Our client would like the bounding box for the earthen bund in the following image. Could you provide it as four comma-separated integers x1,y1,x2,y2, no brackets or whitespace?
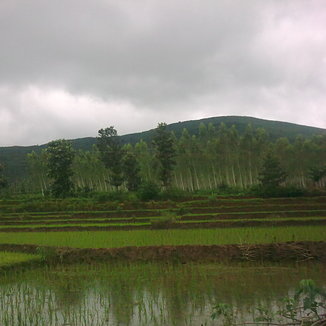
0,241,325,265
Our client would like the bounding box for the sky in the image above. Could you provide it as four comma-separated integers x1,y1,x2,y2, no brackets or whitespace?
0,0,325,146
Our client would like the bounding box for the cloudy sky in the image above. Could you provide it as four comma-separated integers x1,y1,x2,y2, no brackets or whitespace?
0,0,325,146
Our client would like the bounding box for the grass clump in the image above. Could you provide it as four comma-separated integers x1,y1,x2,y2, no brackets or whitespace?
0,251,41,267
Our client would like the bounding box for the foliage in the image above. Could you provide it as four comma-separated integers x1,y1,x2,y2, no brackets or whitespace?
150,213,178,229
211,279,326,326
97,126,125,190
211,303,234,325
45,139,75,198
308,165,326,184
250,184,305,198
152,123,177,188
137,181,160,201
258,152,287,188
122,152,141,191
0,163,8,193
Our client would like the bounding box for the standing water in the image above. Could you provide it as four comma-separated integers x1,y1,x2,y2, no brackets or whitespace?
0,262,325,326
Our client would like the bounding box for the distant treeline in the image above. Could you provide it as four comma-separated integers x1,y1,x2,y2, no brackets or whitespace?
19,122,326,194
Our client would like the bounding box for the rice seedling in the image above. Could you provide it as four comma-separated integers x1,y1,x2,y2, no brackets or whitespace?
0,261,324,326
0,225,324,248
0,251,41,267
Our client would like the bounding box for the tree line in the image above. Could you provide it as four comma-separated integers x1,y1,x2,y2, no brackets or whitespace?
1,122,325,197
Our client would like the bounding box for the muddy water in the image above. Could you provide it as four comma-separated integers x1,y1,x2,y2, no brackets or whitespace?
0,262,325,326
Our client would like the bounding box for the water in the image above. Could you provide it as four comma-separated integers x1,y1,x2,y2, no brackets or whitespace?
0,262,325,326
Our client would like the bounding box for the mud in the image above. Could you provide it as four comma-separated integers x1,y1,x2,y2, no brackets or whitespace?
188,205,326,214
0,241,325,264
0,218,325,232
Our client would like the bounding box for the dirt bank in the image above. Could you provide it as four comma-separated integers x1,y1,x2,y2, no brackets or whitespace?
0,241,325,264
0,218,325,232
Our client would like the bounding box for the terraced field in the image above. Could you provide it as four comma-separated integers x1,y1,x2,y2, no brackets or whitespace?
0,196,325,232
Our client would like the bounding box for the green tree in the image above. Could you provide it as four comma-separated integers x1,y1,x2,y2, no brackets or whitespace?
45,139,75,197
97,126,124,190
308,165,326,187
122,148,141,191
258,152,287,188
152,123,176,188
0,163,8,192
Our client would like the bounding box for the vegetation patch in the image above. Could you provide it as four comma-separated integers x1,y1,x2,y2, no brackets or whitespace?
0,226,325,248
0,251,41,268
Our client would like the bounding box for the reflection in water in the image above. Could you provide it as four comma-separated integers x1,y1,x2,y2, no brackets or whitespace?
0,262,325,326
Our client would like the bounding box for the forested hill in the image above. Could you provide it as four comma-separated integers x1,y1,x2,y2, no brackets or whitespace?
1,116,325,182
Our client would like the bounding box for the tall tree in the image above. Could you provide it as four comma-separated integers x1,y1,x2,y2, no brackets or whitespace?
122,148,141,191
97,126,124,190
258,152,287,189
45,139,75,197
152,123,176,188
0,163,8,193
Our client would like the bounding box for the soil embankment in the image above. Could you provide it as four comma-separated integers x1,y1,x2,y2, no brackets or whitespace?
0,241,325,264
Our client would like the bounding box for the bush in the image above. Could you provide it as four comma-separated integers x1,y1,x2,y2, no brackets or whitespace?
159,188,188,201
249,185,305,198
93,191,131,202
137,182,160,201
150,213,178,229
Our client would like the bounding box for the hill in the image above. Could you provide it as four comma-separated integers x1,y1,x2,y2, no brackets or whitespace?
1,116,325,183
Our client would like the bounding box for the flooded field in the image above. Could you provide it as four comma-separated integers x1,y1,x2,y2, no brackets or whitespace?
0,262,325,326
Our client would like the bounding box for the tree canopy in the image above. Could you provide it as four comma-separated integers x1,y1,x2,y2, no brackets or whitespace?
45,139,75,197
152,123,177,188
97,126,125,190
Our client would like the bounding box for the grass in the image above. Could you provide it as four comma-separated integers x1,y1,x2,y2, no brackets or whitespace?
0,225,325,248
0,216,324,230
0,251,41,267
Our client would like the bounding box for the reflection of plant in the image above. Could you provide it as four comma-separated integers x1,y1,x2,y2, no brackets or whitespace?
211,279,326,326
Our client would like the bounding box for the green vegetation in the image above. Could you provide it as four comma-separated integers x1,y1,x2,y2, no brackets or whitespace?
97,126,125,190
152,122,177,188
0,251,40,267
0,226,324,248
1,116,325,193
45,139,75,197
0,163,7,193
211,279,326,326
0,261,324,326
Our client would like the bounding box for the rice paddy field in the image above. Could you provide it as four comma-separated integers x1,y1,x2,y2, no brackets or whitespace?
0,195,325,247
0,195,325,325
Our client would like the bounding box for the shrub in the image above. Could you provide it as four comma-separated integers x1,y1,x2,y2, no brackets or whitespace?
250,185,305,198
150,213,178,229
137,182,160,201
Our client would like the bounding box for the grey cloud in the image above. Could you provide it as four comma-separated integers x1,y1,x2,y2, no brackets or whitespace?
0,0,325,145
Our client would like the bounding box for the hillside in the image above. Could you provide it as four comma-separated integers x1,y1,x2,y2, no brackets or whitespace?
1,116,325,183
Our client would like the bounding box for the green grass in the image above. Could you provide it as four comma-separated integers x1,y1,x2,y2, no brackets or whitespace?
0,251,41,267
0,216,324,230
0,222,151,229
0,226,325,248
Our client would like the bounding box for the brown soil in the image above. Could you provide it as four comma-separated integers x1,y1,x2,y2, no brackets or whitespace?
0,241,325,263
181,211,326,220
0,218,325,232
188,205,326,214
0,218,151,225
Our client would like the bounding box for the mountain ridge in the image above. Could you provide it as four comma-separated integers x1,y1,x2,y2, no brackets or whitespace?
1,115,325,182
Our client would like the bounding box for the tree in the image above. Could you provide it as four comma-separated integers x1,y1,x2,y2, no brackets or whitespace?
0,163,8,192
152,123,176,188
97,126,124,190
122,151,141,191
258,152,287,188
45,139,75,197
308,165,326,187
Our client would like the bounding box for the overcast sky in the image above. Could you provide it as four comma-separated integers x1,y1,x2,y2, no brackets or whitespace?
0,0,325,146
